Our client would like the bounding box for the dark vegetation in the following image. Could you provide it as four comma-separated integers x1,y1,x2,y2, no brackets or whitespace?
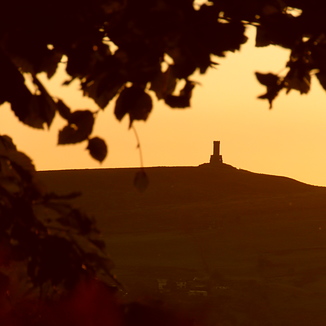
39,165,326,325
2,0,326,324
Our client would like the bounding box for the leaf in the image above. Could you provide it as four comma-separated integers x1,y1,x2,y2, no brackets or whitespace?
255,72,283,108
82,72,125,110
56,99,72,120
31,76,57,128
150,67,177,100
58,125,88,144
40,49,63,79
0,135,36,181
5,150,36,180
0,135,17,151
114,86,152,127
134,169,149,192
255,27,272,47
0,50,30,106
284,68,310,94
255,72,279,86
316,71,326,90
0,51,52,128
57,209,93,235
58,110,94,144
20,94,56,129
87,137,108,163
164,80,195,108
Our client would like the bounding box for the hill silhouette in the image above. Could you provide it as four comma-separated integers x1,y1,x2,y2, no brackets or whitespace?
39,164,321,233
38,165,326,326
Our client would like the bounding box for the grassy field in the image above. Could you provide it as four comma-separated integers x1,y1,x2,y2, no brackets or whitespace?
38,165,326,325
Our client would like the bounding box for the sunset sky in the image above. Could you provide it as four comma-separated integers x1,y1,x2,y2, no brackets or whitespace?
1,27,326,186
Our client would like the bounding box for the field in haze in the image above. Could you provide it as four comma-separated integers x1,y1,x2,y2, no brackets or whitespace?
39,165,326,326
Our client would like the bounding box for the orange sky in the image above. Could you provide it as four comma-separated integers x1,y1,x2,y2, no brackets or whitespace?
1,27,326,186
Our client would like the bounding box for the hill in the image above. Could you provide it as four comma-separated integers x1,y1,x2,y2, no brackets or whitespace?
38,164,321,233
38,165,326,326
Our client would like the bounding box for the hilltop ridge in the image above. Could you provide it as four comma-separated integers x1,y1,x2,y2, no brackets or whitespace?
38,164,324,233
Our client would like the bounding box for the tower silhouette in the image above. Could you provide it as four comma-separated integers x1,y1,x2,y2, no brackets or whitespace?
210,141,223,164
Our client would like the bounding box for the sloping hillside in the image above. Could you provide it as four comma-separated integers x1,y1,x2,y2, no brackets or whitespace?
38,164,322,233
38,165,326,326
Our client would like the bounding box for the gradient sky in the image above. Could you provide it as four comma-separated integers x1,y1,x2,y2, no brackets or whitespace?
1,27,326,186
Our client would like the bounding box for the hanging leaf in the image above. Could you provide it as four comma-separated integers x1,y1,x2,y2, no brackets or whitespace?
255,72,283,108
114,86,152,127
133,169,149,192
87,137,108,163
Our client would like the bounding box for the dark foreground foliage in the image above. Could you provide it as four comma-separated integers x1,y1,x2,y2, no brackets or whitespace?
0,278,193,326
0,135,119,316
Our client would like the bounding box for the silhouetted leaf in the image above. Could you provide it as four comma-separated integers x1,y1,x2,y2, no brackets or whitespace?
164,80,195,108
256,27,272,47
0,135,16,151
40,49,63,79
115,86,152,127
0,52,57,129
284,67,310,94
316,71,326,90
83,74,124,109
58,125,86,144
150,67,177,100
31,76,57,128
134,169,149,192
0,135,36,182
56,99,72,120
255,72,279,86
58,110,94,144
87,137,108,163
255,72,283,108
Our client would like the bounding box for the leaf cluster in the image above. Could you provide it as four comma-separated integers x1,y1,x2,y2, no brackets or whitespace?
0,136,115,299
1,1,326,150
0,0,251,163
253,1,326,107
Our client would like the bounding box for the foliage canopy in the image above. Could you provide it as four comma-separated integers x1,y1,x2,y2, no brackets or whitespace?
2,0,326,161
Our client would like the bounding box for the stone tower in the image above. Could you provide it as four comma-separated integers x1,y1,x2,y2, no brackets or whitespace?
210,141,223,164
